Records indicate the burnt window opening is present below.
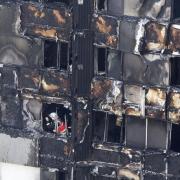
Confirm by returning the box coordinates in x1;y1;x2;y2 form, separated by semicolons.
59;42;70;71
93;110;124;144
173;0;180;19
94;47;107;75
170;124;180;152
170;57;180;86
44;40;58;68
96;0;107;11
42;103;72;137
94;47;122;79
44;41;70;70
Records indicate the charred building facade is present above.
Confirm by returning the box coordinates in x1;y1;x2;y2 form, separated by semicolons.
0;0;180;179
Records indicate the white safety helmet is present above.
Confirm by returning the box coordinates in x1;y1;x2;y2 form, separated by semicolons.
49;112;59;120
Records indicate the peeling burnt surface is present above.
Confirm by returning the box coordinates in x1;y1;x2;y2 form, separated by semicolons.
124;0;171;21
20;2;72;41
93;14;119;49
119;18;139;53
144;21;167;52
41;70;70;96
145;87;166;120
123;53;170;86
19;67;41;91
0;36;43;67
91;77;122;116
22;97;42;132
168;88;180;124
1;95;23;129
39;137;72;168
74;99;89;144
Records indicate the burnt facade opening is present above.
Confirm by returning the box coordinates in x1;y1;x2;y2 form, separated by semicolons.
42;102;72;136
94;47;106;74
96;0;107;11
44;41;70;70
93;110;124;144
44;40;58;68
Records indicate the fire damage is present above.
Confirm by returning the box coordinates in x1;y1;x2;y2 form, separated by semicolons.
0;0;179;180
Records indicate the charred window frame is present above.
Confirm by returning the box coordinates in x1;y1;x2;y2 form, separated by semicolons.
94;46;122;80
94;47;107;75
93;110;124;144
42;102;72;137
44;40;71;71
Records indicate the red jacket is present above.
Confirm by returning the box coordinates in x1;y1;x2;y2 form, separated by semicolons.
57;122;66;134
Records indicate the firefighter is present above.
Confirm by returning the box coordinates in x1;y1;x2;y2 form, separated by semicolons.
45;112;67;136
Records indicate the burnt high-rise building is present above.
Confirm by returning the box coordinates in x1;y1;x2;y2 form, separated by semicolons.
0;0;180;179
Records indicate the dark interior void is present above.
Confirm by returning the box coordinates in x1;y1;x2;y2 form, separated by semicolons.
173;0;180;19
93;110;122;143
96;0;107;11
170;57;180;86
42;103;72;136
44;41;69;70
95;47;122;79
44;40;58;68
60;42;69;70
171;124;180;152
97;47;106;73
